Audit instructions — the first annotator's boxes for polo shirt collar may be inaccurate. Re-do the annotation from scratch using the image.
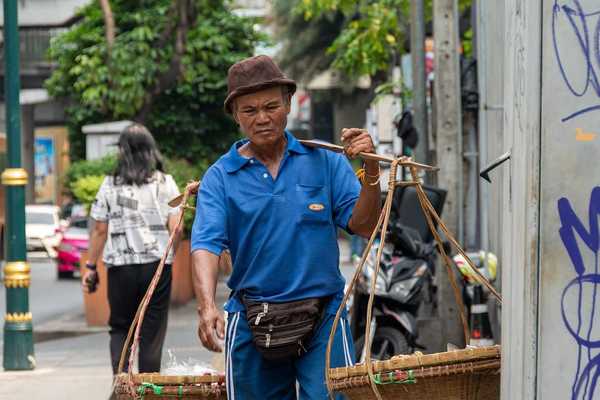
[286,131,309,155]
[223,130,309,173]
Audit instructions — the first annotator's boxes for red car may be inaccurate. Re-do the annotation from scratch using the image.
[56,217,89,279]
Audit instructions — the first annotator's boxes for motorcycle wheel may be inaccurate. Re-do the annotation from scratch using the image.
[354,326,410,361]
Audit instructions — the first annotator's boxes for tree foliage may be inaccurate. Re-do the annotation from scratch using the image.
[46,0,264,163]
[294,0,471,78]
[72,175,106,212]
[63,154,117,193]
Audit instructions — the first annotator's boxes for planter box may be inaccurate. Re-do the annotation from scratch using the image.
[80,239,197,326]
[171,239,194,305]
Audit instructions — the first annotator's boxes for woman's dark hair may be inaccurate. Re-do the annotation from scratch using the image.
[113,123,164,186]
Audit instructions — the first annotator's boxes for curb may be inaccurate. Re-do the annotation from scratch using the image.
[34,312,108,343]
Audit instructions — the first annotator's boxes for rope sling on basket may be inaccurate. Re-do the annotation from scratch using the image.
[113,181,227,400]
[298,140,502,400]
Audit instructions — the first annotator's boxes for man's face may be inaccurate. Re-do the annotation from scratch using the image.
[233,86,291,147]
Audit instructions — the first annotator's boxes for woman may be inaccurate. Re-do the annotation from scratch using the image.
[82,123,182,374]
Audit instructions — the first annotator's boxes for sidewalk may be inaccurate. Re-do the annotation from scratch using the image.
[0,238,354,400]
[0,331,113,399]
[0,287,229,400]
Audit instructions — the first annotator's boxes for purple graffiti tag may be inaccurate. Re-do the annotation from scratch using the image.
[552,1,600,122]
[558,187,600,400]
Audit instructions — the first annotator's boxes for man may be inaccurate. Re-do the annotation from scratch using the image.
[191,55,381,399]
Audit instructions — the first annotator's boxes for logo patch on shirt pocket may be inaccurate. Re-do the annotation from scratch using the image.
[309,203,325,211]
[297,183,330,224]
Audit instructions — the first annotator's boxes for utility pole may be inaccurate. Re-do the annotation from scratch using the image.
[410,0,429,168]
[433,0,464,348]
[2,0,35,370]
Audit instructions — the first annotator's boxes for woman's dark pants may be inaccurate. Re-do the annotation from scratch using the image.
[107,261,172,374]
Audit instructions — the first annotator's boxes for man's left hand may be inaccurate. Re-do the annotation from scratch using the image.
[341,128,378,172]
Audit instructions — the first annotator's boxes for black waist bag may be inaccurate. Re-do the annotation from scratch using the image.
[242,297,325,360]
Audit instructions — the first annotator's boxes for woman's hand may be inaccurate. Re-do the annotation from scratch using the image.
[82,269,99,293]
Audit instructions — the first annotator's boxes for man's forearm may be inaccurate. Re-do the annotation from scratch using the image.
[192,250,221,309]
[348,161,382,238]
[192,249,225,352]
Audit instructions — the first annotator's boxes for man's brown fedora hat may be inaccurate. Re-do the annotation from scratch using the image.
[224,55,297,114]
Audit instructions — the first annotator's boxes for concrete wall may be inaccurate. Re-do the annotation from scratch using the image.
[502,1,542,398]
[537,1,600,398]
[478,0,505,272]
[477,0,506,342]
[86,133,119,161]
[503,1,600,399]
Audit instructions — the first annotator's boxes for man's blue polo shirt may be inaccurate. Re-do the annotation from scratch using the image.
[191,131,361,313]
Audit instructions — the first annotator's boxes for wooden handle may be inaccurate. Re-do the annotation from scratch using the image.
[168,193,184,207]
[168,181,200,207]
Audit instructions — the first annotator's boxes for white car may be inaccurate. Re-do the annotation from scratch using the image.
[25,205,62,255]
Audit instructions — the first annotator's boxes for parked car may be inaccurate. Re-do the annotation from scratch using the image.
[56,217,89,279]
[25,205,62,255]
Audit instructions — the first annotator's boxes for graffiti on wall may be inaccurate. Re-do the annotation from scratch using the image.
[552,0,600,122]
[558,187,600,399]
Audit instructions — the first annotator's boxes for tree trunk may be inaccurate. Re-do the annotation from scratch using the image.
[99,0,115,55]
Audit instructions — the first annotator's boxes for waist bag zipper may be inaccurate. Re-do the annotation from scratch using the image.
[255,303,269,325]
[298,340,307,355]
[266,324,273,348]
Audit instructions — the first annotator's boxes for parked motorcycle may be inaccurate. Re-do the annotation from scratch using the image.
[351,185,447,361]
[453,250,498,346]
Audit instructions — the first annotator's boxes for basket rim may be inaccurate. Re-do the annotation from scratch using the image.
[330,359,501,390]
[115,372,226,385]
[330,345,501,380]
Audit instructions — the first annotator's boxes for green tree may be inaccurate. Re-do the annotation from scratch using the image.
[46,0,264,163]
[63,154,116,192]
[291,0,471,79]
[72,175,106,212]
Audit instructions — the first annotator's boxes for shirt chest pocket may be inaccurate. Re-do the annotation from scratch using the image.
[296,184,331,224]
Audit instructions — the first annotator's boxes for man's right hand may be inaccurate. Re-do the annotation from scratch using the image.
[197,304,225,352]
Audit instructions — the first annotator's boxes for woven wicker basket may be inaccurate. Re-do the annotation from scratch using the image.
[329,346,500,400]
[113,373,226,399]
